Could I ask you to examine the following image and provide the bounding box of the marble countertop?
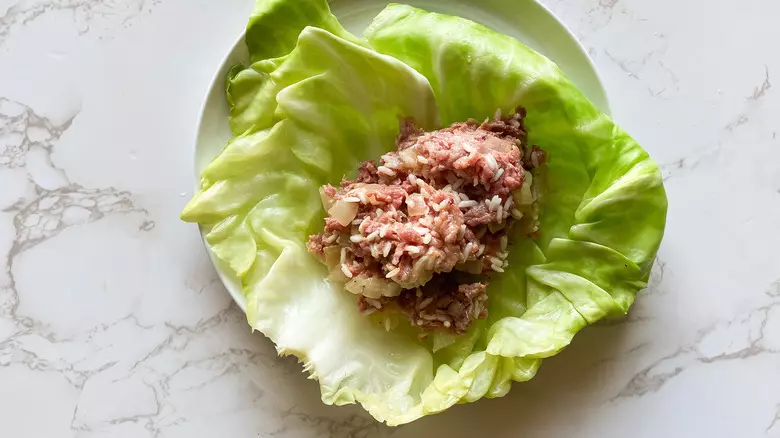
[2,0,779,436]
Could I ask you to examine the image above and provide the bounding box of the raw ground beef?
[307,107,546,334]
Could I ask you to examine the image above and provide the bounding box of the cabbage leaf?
[181,1,667,425]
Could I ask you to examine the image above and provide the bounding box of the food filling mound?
[307,108,547,334]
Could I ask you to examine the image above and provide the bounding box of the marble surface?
[1,0,779,436]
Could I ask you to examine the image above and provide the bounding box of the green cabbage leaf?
[181,1,667,425]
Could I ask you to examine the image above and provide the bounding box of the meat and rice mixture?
[307,108,547,334]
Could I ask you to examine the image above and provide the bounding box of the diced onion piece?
[395,256,435,289]
[346,274,402,299]
[382,154,402,168]
[327,263,349,283]
[515,173,534,206]
[487,221,505,234]
[480,135,513,153]
[328,200,359,226]
[455,260,483,274]
[406,193,428,217]
[323,246,341,271]
[398,148,418,167]
[319,186,335,211]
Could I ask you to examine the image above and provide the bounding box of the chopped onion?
[406,193,428,217]
[455,260,483,274]
[327,264,349,282]
[328,200,358,226]
[346,274,402,298]
[319,186,335,211]
[323,246,341,270]
[487,221,505,234]
[515,173,534,206]
[480,135,513,153]
[399,148,418,167]
[397,258,435,289]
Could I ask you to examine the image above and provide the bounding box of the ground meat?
[354,161,381,184]
[338,178,469,289]
[463,203,494,227]
[308,107,546,334]
[306,234,326,255]
[358,277,487,334]
[396,277,488,334]
[388,118,526,202]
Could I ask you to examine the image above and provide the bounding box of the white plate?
[193,0,610,311]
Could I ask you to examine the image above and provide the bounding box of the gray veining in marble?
[1,0,779,437]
